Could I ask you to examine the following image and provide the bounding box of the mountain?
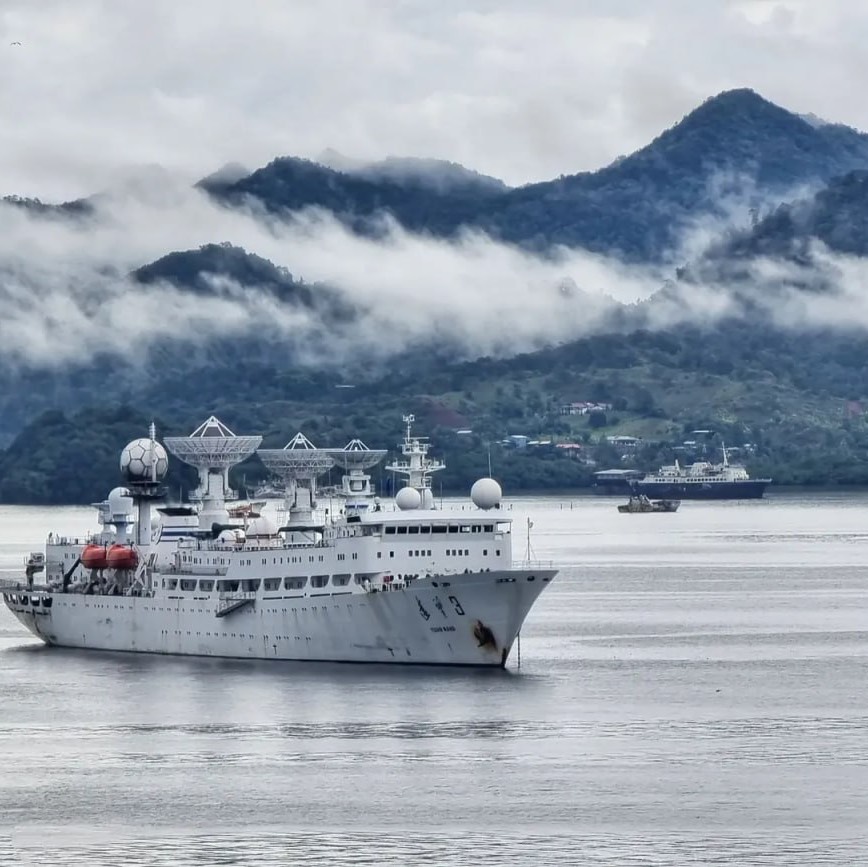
[201,155,508,239]
[707,170,868,261]
[1,194,93,219]
[480,89,868,259]
[6,89,868,500]
[204,89,868,261]
[132,242,357,323]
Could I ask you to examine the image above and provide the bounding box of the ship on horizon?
[634,445,771,500]
[2,414,555,668]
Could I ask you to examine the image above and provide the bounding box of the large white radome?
[120,438,169,482]
[395,486,423,510]
[471,477,502,510]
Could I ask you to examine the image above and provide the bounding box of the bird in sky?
[10,41,22,46]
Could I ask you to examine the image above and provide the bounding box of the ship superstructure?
[3,415,555,668]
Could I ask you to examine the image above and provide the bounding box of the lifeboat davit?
[106,544,138,570]
[81,544,109,570]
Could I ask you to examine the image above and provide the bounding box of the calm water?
[2,493,868,865]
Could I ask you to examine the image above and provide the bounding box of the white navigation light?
[395,486,422,511]
[120,438,169,482]
[471,477,502,510]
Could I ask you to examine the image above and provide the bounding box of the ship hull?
[3,569,553,668]
[635,480,770,500]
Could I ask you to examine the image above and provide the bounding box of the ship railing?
[513,559,555,570]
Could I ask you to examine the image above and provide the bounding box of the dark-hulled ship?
[635,447,770,500]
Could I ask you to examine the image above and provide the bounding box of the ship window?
[199,580,214,592]
[311,575,329,588]
[284,577,308,590]
[389,551,395,558]
[385,527,396,535]
[180,579,197,592]
[333,573,351,586]
[483,549,488,556]
[460,525,471,533]
[472,525,481,533]
[354,572,376,585]
[496,549,501,556]
[483,525,494,532]
[432,525,447,534]
[217,579,240,592]
[167,579,178,590]
[421,526,431,534]
[448,526,459,534]
[263,578,281,591]
[408,526,419,534]
[397,526,408,535]
[377,552,382,559]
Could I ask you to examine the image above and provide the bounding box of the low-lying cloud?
[0,170,866,373]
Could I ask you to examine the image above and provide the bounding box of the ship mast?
[385,414,444,509]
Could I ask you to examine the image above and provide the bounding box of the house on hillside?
[605,435,641,448]
[560,401,613,416]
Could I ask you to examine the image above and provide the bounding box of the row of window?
[384,524,496,536]
[163,573,373,593]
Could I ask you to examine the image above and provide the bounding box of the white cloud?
[1,0,866,199]
[0,181,666,367]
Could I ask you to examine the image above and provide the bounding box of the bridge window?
[180,579,197,592]
[284,577,308,590]
[333,573,351,587]
[263,578,281,591]
[242,579,261,592]
[397,526,408,535]
[311,575,329,588]
[385,527,396,535]
[198,579,214,591]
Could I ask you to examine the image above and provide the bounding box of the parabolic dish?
[164,415,262,469]
[257,432,335,479]
[325,439,388,472]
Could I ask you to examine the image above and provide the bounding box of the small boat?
[617,494,680,513]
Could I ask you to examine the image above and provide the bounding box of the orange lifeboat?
[106,544,138,570]
[81,544,109,570]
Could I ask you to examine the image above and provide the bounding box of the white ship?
[2,415,555,668]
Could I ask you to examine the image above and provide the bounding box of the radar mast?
[385,414,444,509]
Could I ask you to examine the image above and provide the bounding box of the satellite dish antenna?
[257,432,335,526]
[165,415,261,527]
[325,438,387,514]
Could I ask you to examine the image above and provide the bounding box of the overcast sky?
[1,0,865,199]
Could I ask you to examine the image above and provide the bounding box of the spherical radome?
[108,486,133,515]
[395,486,423,511]
[471,477,502,510]
[120,438,169,482]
